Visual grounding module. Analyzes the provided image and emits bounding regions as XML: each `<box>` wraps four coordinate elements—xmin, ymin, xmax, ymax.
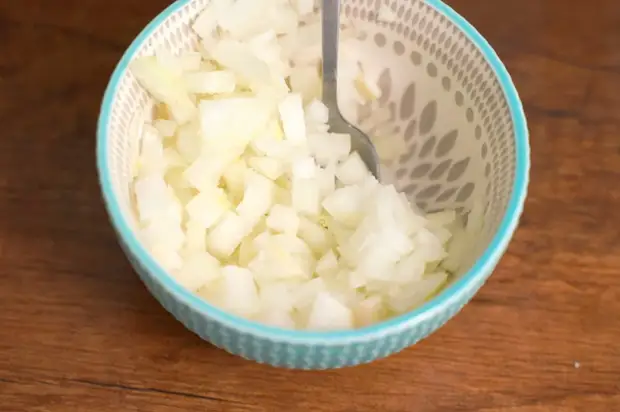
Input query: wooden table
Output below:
<box><xmin>2</xmin><ymin>0</ymin><xmax>619</xmax><ymax>410</ymax></box>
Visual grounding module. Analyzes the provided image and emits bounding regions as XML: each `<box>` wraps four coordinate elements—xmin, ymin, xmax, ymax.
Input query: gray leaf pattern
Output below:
<box><xmin>347</xmin><ymin>23</ymin><xmax>498</xmax><ymax>216</ymax></box>
<box><xmin>435</xmin><ymin>130</ymin><xmax>458</xmax><ymax>157</ymax></box>
<box><xmin>456</xmin><ymin>182</ymin><xmax>475</xmax><ymax>202</ymax></box>
<box><xmin>429</xmin><ymin>159</ymin><xmax>452</xmax><ymax>180</ymax></box>
<box><xmin>417</xmin><ymin>184</ymin><xmax>442</xmax><ymax>199</ymax></box>
<box><xmin>436</xmin><ymin>187</ymin><xmax>457</xmax><ymax>202</ymax></box>
<box><xmin>377</xmin><ymin>68</ymin><xmax>392</xmax><ymax>105</ymax></box>
<box><xmin>447</xmin><ymin>157</ymin><xmax>470</xmax><ymax>182</ymax></box>
<box><xmin>418</xmin><ymin>100</ymin><xmax>437</xmax><ymax>135</ymax></box>
<box><xmin>409</xmin><ymin>163</ymin><xmax>432</xmax><ymax>178</ymax></box>
<box><xmin>418</xmin><ymin>136</ymin><xmax>436</xmax><ymax>158</ymax></box>
<box><xmin>400</xmin><ymin>83</ymin><xmax>416</xmax><ymax>120</ymax></box>
<box><xmin>404</xmin><ymin>119</ymin><xmax>416</xmax><ymax>142</ymax></box>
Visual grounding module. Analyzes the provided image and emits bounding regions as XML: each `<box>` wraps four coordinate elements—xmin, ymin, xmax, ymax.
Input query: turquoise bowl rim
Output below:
<box><xmin>96</xmin><ymin>0</ymin><xmax>530</xmax><ymax>344</ymax></box>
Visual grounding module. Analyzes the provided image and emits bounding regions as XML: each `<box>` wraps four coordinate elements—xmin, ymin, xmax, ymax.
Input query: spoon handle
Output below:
<box><xmin>321</xmin><ymin>0</ymin><xmax>340</xmax><ymax>107</ymax></box>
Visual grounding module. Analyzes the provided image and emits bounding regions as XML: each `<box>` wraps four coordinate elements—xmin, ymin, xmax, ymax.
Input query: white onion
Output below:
<box><xmin>219</xmin><ymin>265</ymin><xmax>260</xmax><ymax>317</ymax></box>
<box><xmin>129</xmin><ymin>1</ymin><xmax>462</xmax><ymax>331</ymax></box>
<box><xmin>206</xmin><ymin>212</ymin><xmax>251</xmax><ymax>259</ymax></box>
<box><xmin>185</xmin><ymin>187</ymin><xmax>231</xmax><ymax>230</ymax></box>
<box><xmin>266</xmin><ymin>204</ymin><xmax>300</xmax><ymax>235</ymax></box>
<box><xmin>336</xmin><ymin>151</ymin><xmax>370</xmax><ymax>185</ymax></box>
<box><xmin>175</xmin><ymin>252</ymin><xmax>221</xmax><ymax>291</ymax></box>
<box><xmin>130</xmin><ymin>57</ymin><xmax>196</xmax><ymax>124</ymax></box>
<box><xmin>153</xmin><ymin>119</ymin><xmax>177</xmax><ymax>137</ymax></box>
<box><xmin>278</xmin><ymin>93</ymin><xmax>307</xmax><ymax>144</ymax></box>
<box><xmin>307</xmin><ymin>291</ymin><xmax>354</xmax><ymax>330</ymax></box>
<box><xmin>183</xmin><ymin>70</ymin><xmax>236</xmax><ymax>94</ymax></box>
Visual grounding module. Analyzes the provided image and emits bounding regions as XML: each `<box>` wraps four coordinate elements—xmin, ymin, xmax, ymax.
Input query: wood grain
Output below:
<box><xmin>1</xmin><ymin>0</ymin><xmax>619</xmax><ymax>410</ymax></box>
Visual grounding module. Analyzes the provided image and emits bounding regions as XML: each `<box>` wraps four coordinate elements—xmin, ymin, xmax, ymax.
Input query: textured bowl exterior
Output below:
<box><xmin>121</xmin><ymin>239</ymin><xmax>504</xmax><ymax>369</ymax></box>
<box><xmin>97</xmin><ymin>0</ymin><xmax>529</xmax><ymax>369</ymax></box>
<box><xmin>121</xmin><ymin>237</ymin><xmax>502</xmax><ymax>368</ymax></box>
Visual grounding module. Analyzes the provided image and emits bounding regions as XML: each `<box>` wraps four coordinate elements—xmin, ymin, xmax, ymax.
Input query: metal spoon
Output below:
<box><xmin>321</xmin><ymin>0</ymin><xmax>380</xmax><ymax>179</ymax></box>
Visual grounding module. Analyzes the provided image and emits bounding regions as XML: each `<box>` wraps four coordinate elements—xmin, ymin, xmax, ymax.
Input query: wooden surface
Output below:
<box><xmin>1</xmin><ymin>0</ymin><xmax>619</xmax><ymax>410</ymax></box>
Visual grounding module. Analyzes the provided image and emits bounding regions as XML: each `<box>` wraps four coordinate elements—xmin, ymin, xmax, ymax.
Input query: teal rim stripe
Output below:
<box><xmin>96</xmin><ymin>0</ymin><xmax>530</xmax><ymax>343</ymax></box>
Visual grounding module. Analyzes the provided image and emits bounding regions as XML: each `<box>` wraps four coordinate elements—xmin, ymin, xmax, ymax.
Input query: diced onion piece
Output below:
<box><xmin>388</xmin><ymin>272</ymin><xmax>448</xmax><ymax>313</ymax></box>
<box><xmin>394</xmin><ymin>251</ymin><xmax>426</xmax><ymax>284</ymax></box>
<box><xmin>163</xmin><ymin>149</ymin><xmax>184</xmax><ymax>169</ymax></box>
<box><xmin>259</xmin><ymin>282</ymin><xmax>295</xmax><ymax>312</ymax></box>
<box><xmin>237</xmin><ymin>170</ymin><xmax>276</xmax><ymax>223</ymax></box>
<box><xmin>291</xmin><ymin>0</ymin><xmax>315</xmax><ymax>17</ymax></box>
<box><xmin>155</xmin><ymin>48</ymin><xmax>184</xmax><ymax>76</ymax></box>
<box><xmin>259</xmin><ymin>309</ymin><xmax>296</xmax><ymax>329</ymax></box>
<box><xmin>150</xmin><ymin>245</ymin><xmax>184</xmax><ymax>271</ymax></box>
<box><xmin>308</xmin><ymin>132</ymin><xmax>351</xmax><ymax>166</ymax></box>
<box><xmin>354</xmin><ymin>296</ymin><xmax>383</xmax><ymax>327</ymax></box>
<box><xmin>307</xmin><ymin>292</ymin><xmax>353</xmax><ymax>330</ymax></box>
<box><xmin>199</xmin><ymin>97</ymin><xmax>272</xmax><ymax>154</ymax></box>
<box><xmin>219</xmin><ymin>266</ymin><xmax>260</xmax><ymax>317</ymax></box>
<box><xmin>292</xmin><ymin>177</ymin><xmax>321</xmax><ymax>216</ymax></box>
<box><xmin>222</xmin><ymin>158</ymin><xmax>248</xmax><ymax>202</ymax></box>
<box><xmin>210</xmin><ymin>39</ymin><xmax>277</xmax><ymax>92</ymax></box>
<box><xmin>175</xmin><ymin>120</ymin><xmax>201</xmax><ymax>164</ymax></box>
<box><xmin>138</xmin><ymin>125</ymin><xmax>166</xmax><ymax>175</ymax></box>
<box><xmin>322</xmin><ymin>186</ymin><xmax>364</xmax><ymax>227</ymax></box>
<box><xmin>179</xmin><ymin>51</ymin><xmax>202</xmax><ymax>71</ymax></box>
<box><xmin>249</xmin><ymin>235</ymin><xmax>314</xmax><ymax>280</ymax></box>
<box><xmin>315</xmin><ymin>249</ymin><xmax>339</xmax><ymax>277</ymax></box>
<box><xmin>291</xmin><ymin>156</ymin><xmax>317</xmax><ymax>180</ymax></box>
<box><xmin>217</xmin><ymin>0</ymin><xmax>268</xmax><ymax>39</ymax></box>
<box><xmin>191</xmin><ymin>0</ymin><xmax>233</xmax><ymax>39</ymax></box>
<box><xmin>316</xmin><ymin>164</ymin><xmax>336</xmax><ymax>198</ymax></box>
<box><xmin>174</xmin><ymin>252</ymin><xmax>221</xmax><ymax>291</ymax></box>
<box><xmin>293</xmin><ymin>277</ymin><xmax>326</xmax><ymax>310</ymax></box>
<box><xmin>336</xmin><ymin>151</ymin><xmax>369</xmax><ymax>185</ymax></box>
<box><xmin>183</xmin><ymin>155</ymin><xmax>229</xmax><ymax>191</ymax></box>
<box><xmin>348</xmin><ymin>270</ymin><xmax>367</xmax><ymax>289</ymax></box>
<box><xmin>266</xmin><ymin>204</ymin><xmax>300</xmax><ymax>235</ymax></box>
<box><xmin>130</xmin><ymin>56</ymin><xmax>196</xmax><ymax>124</ymax></box>
<box><xmin>153</xmin><ymin>119</ymin><xmax>177</xmax><ymax>137</ymax></box>
<box><xmin>206</xmin><ymin>212</ymin><xmax>251</xmax><ymax>259</ymax></box>
<box><xmin>248</xmin><ymin>30</ymin><xmax>290</xmax><ymax>79</ymax></box>
<box><xmin>185</xmin><ymin>220</ymin><xmax>207</xmax><ymax>255</ymax></box>
<box><xmin>251</xmin><ymin>136</ymin><xmax>294</xmax><ymax>159</ymax></box>
<box><xmin>298</xmin><ymin>217</ymin><xmax>331</xmax><ymax>255</ymax></box>
<box><xmin>134</xmin><ymin>174</ymin><xmax>182</xmax><ymax>224</ymax></box>
<box><xmin>248</xmin><ymin>156</ymin><xmax>284</xmax><ymax>180</ymax></box>
<box><xmin>141</xmin><ymin>219</ymin><xmax>185</xmax><ymax>254</ymax></box>
<box><xmin>184</xmin><ymin>70</ymin><xmax>236</xmax><ymax>94</ymax></box>
<box><xmin>186</xmin><ymin>187</ymin><xmax>231</xmax><ymax>230</ymax></box>
<box><xmin>305</xmin><ymin>99</ymin><xmax>329</xmax><ymax>127</ymax></box>
<box><xmin>289</xmin><ymin>66</ymin><xmax>321</xmax><ymax>103</ymax></box>
<box><xmin>278</xmin><ymin>93</ymin><xmax>306</xmax><ymax>144</ymax></box>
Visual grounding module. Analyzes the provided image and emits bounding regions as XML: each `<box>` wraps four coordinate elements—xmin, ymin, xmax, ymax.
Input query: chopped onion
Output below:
<box><xmin>336</xmin><ymin>151</ymin><xmax>370</xmax><ymax>185</ymax></box>
<box><xmin>183</xmin><ymin>70</ymin><xmax>236</xmax><ymax>94</ymax></box>
<box><xmin>219</xmin><ymin>265</ymin><xmax>260</xmax><ymax>316</ymax></box>
<box><xmin>174</xmin><ymin>252</ymin><xmax>221</xmax><ymax>291</ymax></box>
<box><xmin>206</xmin><ymin>212</ymin><xmax>252</xmax><ymax>259</ymax></box>
<box><xmin>278</xmin><ymin>93</ymin><xmax>307</xmax><ymax>144</ymax></box>
<box><xmin>129</xmin><ymin>1</ymin><xmax>462</xmax><ymax>331</ymax></box>
<box><xmin>307</xmin><ymin>291</ymin><xmax>354</xmax><ymax>330</ymax></box>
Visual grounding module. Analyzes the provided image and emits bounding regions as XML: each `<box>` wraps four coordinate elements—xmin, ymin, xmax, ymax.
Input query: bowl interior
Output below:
<box><xmin>99</xmin><ymin>0</ymin><xmax>527</xmax><ymax>325</ymax></box>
